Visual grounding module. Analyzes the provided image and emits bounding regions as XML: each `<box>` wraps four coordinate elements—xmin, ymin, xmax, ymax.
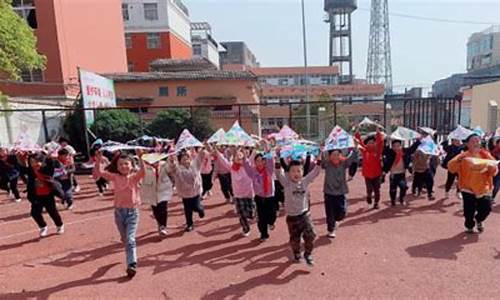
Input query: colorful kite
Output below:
<box><xmin>176</xmin><ymin>129</ymin><xmax>203</xmax><ymax>151</ymax></box>
<box><xmin>325</xmin><ymin>126</ymin><xmax>355</xmax><ymax>150</ymax></box>
<box><xmin>207</xmin><ymin>128</ymin><xmax>226</xmax><ymax>144</ymax></box>
<box><xmin>219</xmin><ymin>121</ymin><xmax>255</xmax><ymax>146</ymax></box>
<box><xmin>448</xmin><ymin>125</ymin><xmax>474</xmax><ymax>141</ymax></box>
<box><xmin>391</xmin><ymin>127</ymin><xmax>420</xmax><ymax>141</ymax></box>
<box><xmin>417</xmin><ymin>136</ymin><xmax>439</xmax><ymax>156</ymax></box>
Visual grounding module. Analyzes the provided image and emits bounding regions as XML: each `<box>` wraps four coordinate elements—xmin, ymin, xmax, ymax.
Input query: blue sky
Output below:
<box><xmin>186</xmin><ymin>0</ymin><xmax>500</xmax><ymax>91</ymax></box>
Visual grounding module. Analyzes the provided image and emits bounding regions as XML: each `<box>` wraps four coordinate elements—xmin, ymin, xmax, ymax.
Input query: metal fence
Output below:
<box><xmin>0</xmin><ymin>97</ymin><xmax>461</xmax><ymax>155</ymax></box>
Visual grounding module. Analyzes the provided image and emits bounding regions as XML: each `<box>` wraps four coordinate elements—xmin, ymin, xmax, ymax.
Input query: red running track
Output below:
<box><xmin>1</xmin><ymin>170</ymin><xmax>500</xmax><ymax>299</ymax></box>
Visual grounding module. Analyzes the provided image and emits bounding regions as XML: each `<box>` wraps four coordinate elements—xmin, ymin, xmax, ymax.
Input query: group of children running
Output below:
<box><xmin>1</xmin><ymin>128</ymin><xmax>498</xmax><ymax>278</ymax></box>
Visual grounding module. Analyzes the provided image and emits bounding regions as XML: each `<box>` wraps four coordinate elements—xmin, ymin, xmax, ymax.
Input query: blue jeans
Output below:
<box><xmin>114</xmin><ymin>208</ymin><xmax>139</xmax><ymax>266</ymax></box>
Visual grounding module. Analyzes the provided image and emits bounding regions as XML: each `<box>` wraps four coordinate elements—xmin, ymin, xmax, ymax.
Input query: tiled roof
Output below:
<box><xmin>251</xmin><ymin>66</ymin><xmax>339</xmax><ymax>76</ymax></box>
<box><xmin>260</xmin><ymin>84</ymin><xmax>385</xmax><ymax>97</ymax></box>
<box><xmin>106</xmin><ymin>70</ymin><xmax>257</xmax><ymax>82</ymax></box>
<box><xmin>338</xmin><ymin>103</ymin><xmax>385</xmax><ymax>116</ymax></box>
<box><xmin>150</xmin><ymin>57</ymin><xmax>217</xmax><ymax>72</ymax></box>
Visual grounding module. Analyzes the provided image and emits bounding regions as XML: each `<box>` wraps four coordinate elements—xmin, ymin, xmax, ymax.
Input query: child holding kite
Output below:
<box><xmin>244</xmin><ymin>140</ymin><xmax>276</xmax><ymax>241</ymax></box>
<box><xmin>275</xmin><ymin>158</ymin><xmax>321</xmax><ymax>266</ymax></box>
<box><xmin>355</xmin><ymin>128</ymin><xmax>384</xmax><ymax>209</ymax></box>
<box><xmin>169</xmin><ymin>148</ymin><xmax>207</xmax><ymax>232</ymax></box>
<box><xmin>141</xmin><ymin>154</ymin><xmax>174</xmax><ymax>237</ymax></box>
<box><xmin>212</xmin><ymin>146</ymin><xmax>255</xmax><ymax>236</ymax></box>
<box><xmin>94</xmin><ymin>150</ymin><xmax>145</xmax><ymax>278</ymax></box>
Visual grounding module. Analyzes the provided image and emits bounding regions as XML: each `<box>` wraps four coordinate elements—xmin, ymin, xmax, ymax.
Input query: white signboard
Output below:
<box><xmin>79</xmin><ymin>68</ymin><xmax>116</xmax><ymax>126</ymax></box>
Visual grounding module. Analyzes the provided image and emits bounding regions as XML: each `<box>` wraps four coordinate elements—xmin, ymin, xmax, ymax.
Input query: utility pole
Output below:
<box><xmin>301</xmin><ymin>0</ymin><xmax>310</xmax><ymax>137</ymax></box>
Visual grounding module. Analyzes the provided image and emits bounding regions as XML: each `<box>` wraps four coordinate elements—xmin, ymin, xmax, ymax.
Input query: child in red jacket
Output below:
<box><xmin>355</xmin><ymin>128</ymin><xmax>384</xmax><ymax>209</ymax></box>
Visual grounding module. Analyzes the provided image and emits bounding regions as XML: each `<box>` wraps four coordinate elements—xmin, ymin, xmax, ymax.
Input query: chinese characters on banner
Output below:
<box><xmin>79</xmin><ymin>68</ymin><xmax>116</xmax><ymax>127</ymax></box>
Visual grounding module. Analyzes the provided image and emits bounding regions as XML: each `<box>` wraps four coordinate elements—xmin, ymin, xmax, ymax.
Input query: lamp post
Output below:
<box><xmin>301</xmin><ymin>0</ymin><xmax>310</xmax><ymax>137</ymax></box>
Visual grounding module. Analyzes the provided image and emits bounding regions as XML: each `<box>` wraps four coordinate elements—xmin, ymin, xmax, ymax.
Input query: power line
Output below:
<box><xmin>358</xmin><ymin>7</ymin><xmax>500</xmax><ymax>25</ymax></box>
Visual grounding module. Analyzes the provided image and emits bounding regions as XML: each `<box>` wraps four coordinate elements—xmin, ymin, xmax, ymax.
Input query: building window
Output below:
<box><xmin>125</xmin><ymin>33</ymin><xmax>132</xmax><ymax>49</ymax></box>
<box><xmin>278</xmin><ymin>78</ymin><xmax>289</xmax><ymax>86</ymax></box>
<box><xmin>159</xmin><ymin>87</ymin><xmax>169</xmax><ymax>96</ymax></box>
<box><xmin>12</xmin><ymin>0</ymin><xmax>37</xmax><ymax>29</ymax></box>
<box><xmin>193</xmin><ymin>44</ymin><xmax>202</xmax><ymax>55</ymax></box>
<box><xmin>144</xmin><ymin>3</ymin><xmax>159</xmax><ymax>21</ymax></box>
<box><xmin>147</xmin><ymin>33</ymin><xmax>160</xmax><ymax>49</ymax></box>
<box><xmin>128</xmin><ymin>62</ymin><xmax>134</xmax><ymax>72</ymax></box>
<box><xmin>213</xmin><ymin>105</ymin><xmax>232</xmax><ymax>111</ymax></box>
<box><xmin>20</xmin><ymin>69</ymin><xmax>43</xmax><ymax>82</ymax></box>
<box><xmin>176</xmin><ymin>86</ymin><xmax>187</xmax><ymax>96</ymax></box>
<box><xmin>122</xmin><ymin>3</ymin><xmax>129</xmax><ymax>21</ymax></box>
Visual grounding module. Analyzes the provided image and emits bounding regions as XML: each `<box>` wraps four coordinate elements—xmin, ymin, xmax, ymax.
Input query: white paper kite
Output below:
<box><xmin>448</xmin><ymin>125</ymin><xmax>474</xmax><ymax>141</ymax></box>
<box><xmin>391</xmin><ymin>127</ymin><xmax>420</xmax><ymax>141</ymax></box>
<box><xmin>175</xmin><ymin>129</ymin><xmax>203</xmax><ymax>151</ymax></box>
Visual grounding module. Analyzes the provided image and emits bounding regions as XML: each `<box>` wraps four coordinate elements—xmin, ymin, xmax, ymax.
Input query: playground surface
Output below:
<box><xmin>1</xmin><ymin>170</ymin><xmax>500</xmax><ymax>299</ymax></box>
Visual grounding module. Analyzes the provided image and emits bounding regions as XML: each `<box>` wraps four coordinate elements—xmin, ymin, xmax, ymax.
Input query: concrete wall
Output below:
<box><xmin>127</xmin><ymin>32</ymin><xmax>192</xmax><ymax>71</ymax></box>
<box><xmin>471</xmin><ymin>80</ymin><xmax>500</xmax><ymax>131</ymax></box>
<box><xmin>114</xmin><ymin>79</ymin><xmax>259</xmax><ymax>106</ymax></box>
<box><xmin>123</xmin><ymin>0</ymin><xmax>191</xmax><ymax>45</ymax></box>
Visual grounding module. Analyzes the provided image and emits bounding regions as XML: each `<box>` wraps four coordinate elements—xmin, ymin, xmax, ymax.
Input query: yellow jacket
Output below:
<box><xmin>448</xmin><ymin>150</ymin><xmax>498</xmax><ymax>197</ymax></box>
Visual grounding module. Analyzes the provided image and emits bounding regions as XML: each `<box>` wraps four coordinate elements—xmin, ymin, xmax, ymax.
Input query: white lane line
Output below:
<box><xmin>0</xmin><ymin>213</ymin><xmax>113</xmax><ymax>242</ymax></box>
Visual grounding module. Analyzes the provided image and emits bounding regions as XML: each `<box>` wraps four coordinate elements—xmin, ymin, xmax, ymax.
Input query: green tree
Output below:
<box><xmin>0</xmin><ymin>0</ymin><xmax>46</xmax><ymax>80</ymax></box>
<box><xmin>147</xmin><ymin>108</ymin><xmax>214</xmax><ymax>140</ymax></box>
<box><xmin>90</xmin><ymin>110</ymin><xmax>141</xmax><ymax>143</ymax></box>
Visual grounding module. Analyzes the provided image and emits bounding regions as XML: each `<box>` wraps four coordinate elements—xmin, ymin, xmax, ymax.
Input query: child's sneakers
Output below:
<box><xmin>465</xmin><ymin>227</ymin><xmax>475</xmax><ymax>234</ymax></box>
<box><xmin>304</xmin><ymin>255</ymin><xmax>315</xmax><ymax>267</ymax></box>
<box><xmin>477</xmin><ymin>222</ymin><xmax>484</xmax><ymax>233</ymax></box>
<box><xmin>457</xmin><ymin>192</ymin><xmax>463</xmax><ymax>200</ymax></box>
<box><xmin>269</xmin><ymin>224</ymin><xmax>275</xmax><ymax>231</ymax></box>
<box><xmin>74</xmin><ymin>185</ymin><xmax>81</xmax><ymax>193</ymax></box>
<box><xmin>57</xmin><ymin>225</ymin><xmax>65</xmax><ymax>235</ymax></box>
<box><xmin>159</xmin><ymin>226</ymin><xmax>168</xmax><ymax>237</ymax></box>
<box><xmin>66</xmin><ymin>203</ymin><xmax>74</xmax><ymax>211</ymax></box>
<box><xmin>327</xmin><ymin>229</ymin><xmax>336</xmax><ymax>239</ymax></box>
<box><xmin>185</xmin><ymin>225</ymin><xmax>194</xmax><ymax>232</ymax></box>
<box><xmin>126</xmin><ymin>263</ymin><xmax>137</xmax><ymax>279</ymax></box>
<box><xmin>293</xmin><ymin>253</ymin><xmax>302</xmax><ymax>263</ymax></box>
<box><xmin>198</xmin><ymin>210</ymin><xmax>205</xmax><ymax>219</ymax></box>
<box><xmin>14</xmin><ymin>198</ymin><xmax>21</xmax><ymax>203</ymax></box>
<box><xmin>39</xmin><ymin>226</ymin><xmax>48</xmax><ymax>238</ymax></box>
<box><xmin>243</xmin><ymin>230</ymin><xmax>251</xmax><ymax>237</ymax></box>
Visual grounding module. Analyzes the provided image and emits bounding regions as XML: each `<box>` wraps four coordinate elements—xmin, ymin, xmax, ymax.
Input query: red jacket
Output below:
<box><xmin>356</xmin><ymin>131</ymin><xmax>384</xmax><ymax>179</ymax></box>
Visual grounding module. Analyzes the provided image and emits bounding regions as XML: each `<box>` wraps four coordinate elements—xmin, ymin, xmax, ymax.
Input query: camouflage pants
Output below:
<box><xmin>286</xmin><ymin>212</ymin><xmax>316</xmax><ymax>256</ymax></box>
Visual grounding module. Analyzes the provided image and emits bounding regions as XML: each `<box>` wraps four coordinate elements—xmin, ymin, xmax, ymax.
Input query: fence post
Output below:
<box><xmin>41</xmin><ymin>110</ymin><xmax>50</xmax><ymax>143</ymax></box>
<box><xmin>457</xmin><ymin>97</ymin><xmax>462</xmax><ymax>125</ymax></box>
<box><xmin>138</xmin><ymin>106</ymin><xmax>145</xmax><ymax>135</ymax></box>
<box><xmin>288</xmin><ymin>103</ymin><xmax>292</xmax><ymax>128</ymax></box>
<box><xmin>383</xmin><ymin>98</ymin><xmax>387</xmax><ymax>129</ymax></box>
<box><xmin>333</xmin><ymin>101</ymin><xmax>337</xmax><ymax>126</ymax></box>
<box><xmin>238</xmin><ymin>105</ymin><xmax>242</xmax><ymax>125</ymax></box>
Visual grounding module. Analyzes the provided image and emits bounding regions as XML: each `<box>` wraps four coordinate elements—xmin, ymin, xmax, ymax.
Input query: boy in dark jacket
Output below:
<box><xmin>22</xmin><ymin>152</ymin><xmax>65</xmax><ymax>237</ymax></box>
<box><xmin>383</xmin><ymin>140</ymin><xmax>411</xmax><ymax>206</ymax></box>
<box><xmin>0</xmin><ymin>147</ymin><xmax>21</xmax><ymax>202</ymax></box>
<box><xmin>441</xmin><ymin>139</ymin><xmax>464</xmax><ymax>199</ymax></box>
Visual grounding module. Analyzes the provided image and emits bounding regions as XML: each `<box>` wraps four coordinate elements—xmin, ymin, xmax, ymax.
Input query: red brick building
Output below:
<box><xmin>0</xmin><ymin>0</ymin><xmax>128</xmax><ymax>97</ymax></box>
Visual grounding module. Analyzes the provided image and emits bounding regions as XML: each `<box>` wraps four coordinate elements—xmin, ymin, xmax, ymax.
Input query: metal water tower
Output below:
<box><xmin>324</xmin><ymin>0</ymin><xmax>357</xmax><ymax>84</ymax></box>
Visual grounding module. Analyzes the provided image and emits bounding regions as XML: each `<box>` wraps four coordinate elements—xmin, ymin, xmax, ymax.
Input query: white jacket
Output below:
<box><xmin>141</xmin><ymin>162</ymin><xmax>173</xmax><ymax>205</ymax></box>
